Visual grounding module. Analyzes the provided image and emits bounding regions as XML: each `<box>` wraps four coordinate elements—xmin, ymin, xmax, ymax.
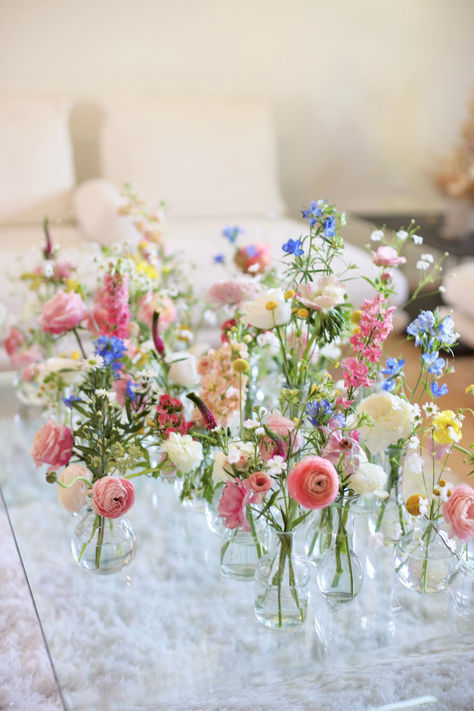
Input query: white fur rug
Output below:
<box><xmin>1</xmin><ymin>417</ymin><xmax>473</xmax><ymax>711</ymax></box>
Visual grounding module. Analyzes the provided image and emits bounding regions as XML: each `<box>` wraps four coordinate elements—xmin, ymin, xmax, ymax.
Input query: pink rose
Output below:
<box><xmin>4</xmin><ymin>327</ymin><xmax>24</xmax><ymax>355</ymax></box>
<box><xmin>443</xmin><ymin>484</ymin><xmax>474</xmax><ymax>542</ymax></box>
<box><xmin>30</xmin><ymin>419</ymin><xmax>74</xmax><ymax>469</ymax></box>
<box><xmin>248</xmin><ymin>471</ymin><xmax>274</xmax><ymax>493</ymax></box>
<box><xmin>288</xmin><ymin>456</ymin><xmax>340</xmax><ymax>509</ymax></box>
<box><xmin>371</xmin><ymin>246</ymin><xmax>406</xmax><ymax>267</ymax></box>
<box><xmin>217</xmin><ymin>478</ymin><xmax>262</xmax><ymax>531</ymax></box>
<box><xmin>208</xmin><ymin>279</ymin><xmax>259</xmax><ymax>307</ymax></box>
<box><xmin>92</xmin><ymin>477</ymin><xmax>135</xmax><ymax>519</ymax></box>
<box><xmin>297</xmin><ymin>276</ymin><xmax>346</xmax><ymax>311</ymax></box>
<box><xmin>234</xmin><ymin>244</ymin><xmax>271</xmax><ymax>275</ymax></box>
<box><xmin>10</xmin><ymin>344</ymin><xmax>43</xmax><ymax>370</ymax></box>
<box><xmin>38</xmin><ymin>290</ymin><xmax>88</xmax><ymax>335</ymax></box>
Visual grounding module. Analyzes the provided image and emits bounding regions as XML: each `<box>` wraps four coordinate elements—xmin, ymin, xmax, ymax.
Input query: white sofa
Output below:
<box><xmin>0</xmin><ymin>95</ymin><xmax>409</xmax><ymax>368</ymax></box>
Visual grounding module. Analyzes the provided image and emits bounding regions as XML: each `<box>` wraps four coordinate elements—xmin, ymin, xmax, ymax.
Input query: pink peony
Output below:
<box><xmin>92</xmin><ymin>476</ymin><xmax>135</xmax><ymax>519</ymax></box>
<box><xmin>288</xmin><ymin>456</ymin><xmax>340</xmax><ymax>509</ymax></box>
<box><xmin>38</xmin><ymin>291</ymin><xmax>88</xmax><ymax>335</ymax></box>
<box><xmin>248</xmin><ymin>471</ymin><xmax>274</xmax><ymax>494</ymax></box>
<box><xmin>217</xmin><ymin>478</ymin><xmax>262</xmax><ymax>531</ymax></box>
<box><xmin>443</xmin><ymin>484</ymin><xmax>474</xmax><ymax>542</ymax></box>
<box><xmin>4</xmin><ymin>327</ymin><xmax>24</xmax><ymax>355</ymax></box>
<box><xmin>208</xmin><ymin>279</ymin><xmax>258</xmax><ymax>307</ymax></box>
<box><xmin>371</xmin><ymin>246</ymin><xmax>406</xmax><ymax>268</ymax></box>
<box><xmin>30</xmin><ymin>419</ymin><xmax>74</xmax><ymax>469</ymax></box>
<box><xmin>297</xmin><ymin>276</ymin><xmax>346</xmax><ymax>311</ymax></box>
<box><xmin>10</xmin><ymin>344</ymin><xmax>43</xmax><ymax>370</ymax></box>
<box><xmin>234</xmin><ymin>244</ymin><xmax>271</xmax><ymax>275</ymax></box>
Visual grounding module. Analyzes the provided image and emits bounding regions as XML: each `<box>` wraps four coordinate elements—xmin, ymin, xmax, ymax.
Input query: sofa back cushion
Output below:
<box><xmin>0</xmin><ymin>96</ymin><xmax>74</xmax><ymax>223</ymax></box>
<box><xmin>100</xmin><ymin>96</ymin><xmax>286</xmax><ymax>218</ymax></box>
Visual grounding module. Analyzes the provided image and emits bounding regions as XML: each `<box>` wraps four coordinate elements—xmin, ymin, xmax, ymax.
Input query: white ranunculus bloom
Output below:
<box><xmin>167</xmin><ymin>352</ymin><xmax>199</xmax><ymax>388</ymax></box>
<box><xmin>57</xmin><ymin>464</ymin><xmax>92</xmax><ymax>512</ymax></box>
<box><xmin>356</xmin><ymin>391</ymin><xmax>416</xmax><ymax>454</ymax></box>
<box><xmin>350</xmin><ymin>462</ymin><xmax>387</xmax><ymax>498</ymax></box>
<box><xmin>162</xmin><ymin>432</ymin><xmax>203</xmax><ymax>473</ymax></box>
<box><xmin>241</xmin><ymin>288</ymin><xmax>291</xmax><ymax>330</ymax></box>
<box><xmin>39</xmin><ymin>357</ymin><xmax>83</xmax><ymax>385</ymax></box>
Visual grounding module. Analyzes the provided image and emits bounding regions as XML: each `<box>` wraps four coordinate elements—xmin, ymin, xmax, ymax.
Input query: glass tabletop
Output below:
<box><xmin>1</xmin><ymin>407</ymin><xmax>473</xmax><ymax>711</ymax></box>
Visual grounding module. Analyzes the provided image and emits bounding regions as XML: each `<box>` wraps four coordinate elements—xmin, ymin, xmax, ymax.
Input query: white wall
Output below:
<box><xmin>0</xmin><ymin>0</ymin><xmax>473</xmax><ymax>215</ymax></box>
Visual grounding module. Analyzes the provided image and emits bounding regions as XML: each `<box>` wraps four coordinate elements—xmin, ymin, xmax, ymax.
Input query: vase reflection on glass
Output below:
<box><xmin>395</xmin><ymin>519</ymin><xmax>460</xmax><ymax>594</ymax></box>
<box><xmin>452</xmin><ymin>541</ymin><xmax>474</xmax><ymax>619</ymax></box>
<box><xmin>314</xmin><ymin>496</ymin><xmax>364</xmax><ymax>604</ymax></box>
<box><xmin>71</xmin><ymin>505</ymin><xmax>136</xmax><ymax>574</ymax></box>
<box><xmin>255</xmin><ymin>530</ymin><xmax>309</xmax><ymax>629</ymax></box>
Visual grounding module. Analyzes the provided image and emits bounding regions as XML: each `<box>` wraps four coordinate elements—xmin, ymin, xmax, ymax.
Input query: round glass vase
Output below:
<box><xmin>395</xmin><ymin>519</ymin><xmax>461</xmax><ymax>594</ymax></box>
<box><xmin>71</xmin><ymin>506</ymin><xmax>136</xmax><ymax>575</ymax></box>
<box><xmin>255</xmin><ymin>530</ymin><xmax>309</xmax><ymax>630</ymax></box>
<box><xmin>314</xmin><ymin>496</ymin><xmax>364</xmax><ymax>604</ymax></box>
<box><xmin>220</xmin><ymin>516</ymin><xmax>268</xmax><ymax>581</ymax></box>
<box><xmin>368</xmin><ymin>445</ymin><xmax>409</xmax><ymax>545</ymax></box>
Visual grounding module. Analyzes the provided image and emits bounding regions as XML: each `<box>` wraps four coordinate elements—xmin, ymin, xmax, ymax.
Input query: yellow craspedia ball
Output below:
<box><xmin>406</xmin><ymin>494</ymin><xmax>423</xmax><ymax>516</ymax></box>
<box><xmin>233</xmin><ymin>358</ymin><xmax>249</xmax><ymax>373</ymax></box>
<box><xmin>297</xmin><ymin>308</ymin><xmax>309</xmax><ymax>319</ymax></box>
<box><xmin>432</xmin><ymin>409</ymin><xmax>462</xmax><ymax>445</ymax></box>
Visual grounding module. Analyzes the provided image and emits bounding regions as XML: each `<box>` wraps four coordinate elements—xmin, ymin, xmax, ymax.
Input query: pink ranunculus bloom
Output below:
<box><xmin>30</xmin><ymin>419</ymin><xmax>74</xmax><ymax>469</ymax></box>
<box><xmin>52</xmin><ymin>260</ymin><xmax>74</xmax><ymax>281</ymax></box>
<box><xmin>10</xmin><ymin>344</ymin><xmax>43</xmax><ymax>370</ymax></box>
<box><xmin>137</xmin><ymin>293</ymin><xmax>177</xmax><ymax>330</ymax></box>
<box><xmin>92</xmin><ymin>476</ymin><xmax>135</xmax><ymax>519</ymax></box>
<box><xmin>217</xmin><ymin>478</ymin><xmax>262</xmax><ymax>531</ymax></box>
<box><xmin>4</xmin><ymin>327</ymin><xmax>24</xmax><ymax>355</ymax></box>
<box><xmin>261</xmin><ymin>413</ymin><xmax>304</xmax><ymax>460</ymax></box>
<box><xmin>288</xmin><ymin>456</ymin><xmax>340</xmax><ymax>510</ymax></box>
<box><xmin>297</xmin><ymin>276</ymin><xmax>346</xmax><ymax>311</ymax></box>
<box><xmin>208</xmin><ymin>279</ymin><xmax>258</xmax><ymax>307</ymax></box>
<box><xmin>321</xmin><ymin>428</ymin><xmax>361</xmax><ymax>475</ymax></box>
<box><xmin>443</xmin><ymin>484</ymin><xmax>474</xmax><ymax>542</ymax></box>
<box><xmin>38</xmin><ymin>290</ymin><xmax>88</xmax><ymax>335</ymax></box>
<box><xmin>248</xmin><ymin>471</ymin><xmax>274</xmax><ymax>494</ymax></box>
<box><xmin>371</xmin><ymin>246</ymin><xmax>406</xmax><ymax>268</ymax></box>
<box><xmin>234</xmin><ymin>244</ymin><xmax>271</xmax><ymax>275</ymax></box>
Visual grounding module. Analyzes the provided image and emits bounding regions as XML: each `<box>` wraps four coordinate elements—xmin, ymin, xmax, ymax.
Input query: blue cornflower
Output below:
<box><xmin>213</xmin><ymin>254</ymin><xmax>225</xmax><ymax>264</ymax></box>
<box><xmin>422</xmin><ymin>351</ymin><xmax>445</xmax><ymax>376</ymax></box>
<box><xmin>245</xmin><ymin>245</ymin><xmax>258</xmax><ymax>257</ymax></box>
<box><xmin>324</xmin><ymin>216</ymin><xmax>336</xmax><ymax>238</ymax></box>
<box><xmin>126</xmin><ymin>381</ymin><xmax>138</xmax><ymax>402</ymax></box>
<box><xmin>381</xmin><ymin>357</ymin><xmax>405</xmax><ymax>378</ymax></box>
<box><xmin>306</xmin><ymin>399</ymin><xmax>333</xmax><ymax>427</ymax></box>
<box><xmin>431</xmin><ymin>382</ymin><xmax>448</xmax><ymax>398</ymax></box>
<box><xmin>282</xmin><ymin>238</ymin><xmax>304</xmax><ymax>257</ymax></box>
<box><xmin>62</xmin><ymin>395</ymin><xmax>82</xmax><ymax>408</ymax></box>
<box><xmin>437</xmin><ymin>315</ymin><xmax>458</xmax><ymax>347</ymax></box>
<box><xmin>406</xmin><ymin>310</ymin><xmax>436</xmax><ymax>347</ymax></box>
<box><xmin>382</xmin><ymin>379</ymin><xmax>395</xmax><ymax>392</ymax></box>
<box><xmin>222</xmin><ymin>225</ymin><xmax>243</xmax><ymax>243</ymax></box>
<box><xmin>301</xmin><ymin>200</ymin><xmax>326</xmax><ymax>226</ymax></box>
<box><xmin>94</xmin><ymin>336</ymin><xmax>126</xmax><ymax>372</ymax></box>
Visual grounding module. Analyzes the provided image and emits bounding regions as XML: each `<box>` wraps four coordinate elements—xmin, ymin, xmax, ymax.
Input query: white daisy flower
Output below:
<box><xmin>422</xmin><ymin>402</ymin><xmax>439</xmax><ymax>417</ymax></box>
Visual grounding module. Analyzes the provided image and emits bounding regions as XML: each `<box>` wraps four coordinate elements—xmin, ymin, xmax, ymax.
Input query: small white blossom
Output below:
<box><xmin>408</xmin><ymin>434</ymin><xmax>420</xmax><ymax>449</ymax></box>
<box><xmin>419</xmin><ymin>496</ymin><xmax>429</xmax><ymax>516</ymax></box>
<box><xmin>203</xmin><ymin>309</ymin><xmax>217</xmax><ymax>326</ymax></box>
<box><xmin>412</xmin><ymin>234</ymin><xmax>423</xmax><ymax>245</ymax></box>
<box><xmin>43</xmin><ymin>262</ymin><xmax>54</xmax><ymax>277</ymax></box>
<box><xmin>227</xmin><ymin>444</ymin><xmax>242</xmax><ymax>464</ymax></box>
<box><xmin>438</xmin><ymin>285</ymin><xmax>446</xmax><ymax>294</ymax></box>
<box><xmin>396</xmin><ymin>229</ymin><xmax>409</xmax><ymax>241</ymax></box>
<box><xmin>421</xmin><ymin>253</ymin><xmax>434</xmax><ymax>263</ymax></box>
<box><xmin>267</xmin><ymin>455</ymin><xmax>287</xmax><ymax>476</ymax></box>
<box><xmin>370</xmin><ymin>229</ymin><xmax>384</xmax><ymax>242</ymax></box>
<box><xmin>83</xmin><ymin>355</ymin><xmax>104</xmax><ymax>371</ymax></box>
<box><xmin>243</xmin><ymin>418</ymin><xmax>259</xmax><ymax>430</ymax></box>
<box><xmin>416</xmin><ymin>260</ymin><xmax>430</xmax><ymax>271</ymax></box>
<box><xmin>94</xmin><ymin>389</ymin><xmax>116</xmax><ymax>402</ymax></box>
<box><xmin>435</xmin><ymin>480</ymin><xmax>453</xmax><ymax>503</ymax></box>
<box><xmin>423</xmin><ymin>402</ymin><xmax>439</xmax><ymax>417</ymax></box>
<box><xmin>256</xmin><ymin>331</ymin><xmax>280</xmax><ymax>352</ymax></box>
<box><xmin>255</xmin><ymin>426</ymin><xmax>265</xmax><ymax>436</ymax></box>
<box><xmin>226</xmin><ymin>386</ymin><xmax>239</xmax><ymax>398</ymax></box>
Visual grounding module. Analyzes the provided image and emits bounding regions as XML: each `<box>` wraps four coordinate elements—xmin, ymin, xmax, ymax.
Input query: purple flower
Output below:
<box><xmin>213</xmin><ymin>254</ymin><xmax>225</xmax><ymax>264</ymax></box>
<box><xmin>431</xmin><ymin>382</ymin><xmax>448</xmax><ymax>398</ymax></box>
<box><xmin>306</xmin><ymin>399</ymin><xmax>333</xmax><ymax>427</ymax></box>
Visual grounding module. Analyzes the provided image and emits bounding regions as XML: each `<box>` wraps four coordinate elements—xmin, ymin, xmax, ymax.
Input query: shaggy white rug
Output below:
<box><xmin>1</xmin><ymin>418</ymin><xmax>473</xmax><ymax>711</ymax></box>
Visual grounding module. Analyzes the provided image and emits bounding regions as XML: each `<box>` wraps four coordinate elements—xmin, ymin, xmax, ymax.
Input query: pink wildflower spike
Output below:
<box><xmin>186</xmin><ymin>392</ymin><xmax>217</xmax><ymax>430</ymax></box>
<box><xmin>43</xmin><ymin>217</ymin><xmax>53</xmax><ymax>259</ymax></box>
<box><xmin>152</xmin><ymin>311</ymin><xmax>165</xmax><ymax>355</ymax></box>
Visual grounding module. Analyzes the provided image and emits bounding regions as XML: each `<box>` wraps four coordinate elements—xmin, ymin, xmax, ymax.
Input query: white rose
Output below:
<box><xmin>350</xmin><ymin>462</ymin><xmax>387</xmax><ymax>498</ymax></box>
<box><xmin>356</xmin><ymin>391</ymin><xmax>415</xmax><ymax>454</ymax></box>
<box><xmin>241</xmin><ymin>288</ymin><xmax>291</xmax><ymax>330</ymax></box>
<box><xmin>57</xmin><ymin>464</ymin><xmax>92</xmax><ymax>512</ymax></box>
<box><xmin>167</xmin><ymin>352</ymin><xmax>199</xmax><ymax>388</ymax></box>
<box><xmin>162</xmin><ymin>432</ymin><xmax>203</xmax><ymax>473</ymax></box>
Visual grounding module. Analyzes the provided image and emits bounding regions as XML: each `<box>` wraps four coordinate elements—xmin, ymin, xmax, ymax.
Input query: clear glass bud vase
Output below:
<box><xmin>369</xmin><ymin>445</ymin><xmax>409</xmax><ymax>545</ymax></box>
<box><xmin>315</xmin><ymin>498</ymin><xmax>364</xmax><ymax>604</ymax></box>
<box><xmin>220</xmin><ymin>521</ymin><xmax>268</xmax><ymax>581</ymax></box>
<box><xmin>255</xmin><ymin>530</ymin><xmax>309</xmax><ymax>630</ymax></box>
<box><xmin>71</xmin><ymin>506</ymin><xmax>136</xmax><ymax>575</ymax></box>
<box><xmin>395</xmin><ymin>519</ymin><xmax>461</xmax><ymax>594</ymax></box>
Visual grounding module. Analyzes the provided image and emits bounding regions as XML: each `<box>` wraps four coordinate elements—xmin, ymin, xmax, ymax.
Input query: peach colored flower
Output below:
<box><xmin>57</xmin><ymin>464</ymin><xmax>92</xmax><ymax>512</ymax></box>
<box><xmin>288</xmin><ymin>456</ymin><xmax>339</xmax><ymax>509</ymax></box>
<box><xmin>38</xmin><ymin>291</ymin><xmax>87</xmax><ymax>335</ymax></box>
<box><xmin>248</xmin><ymin>471</ymin><xmax>274</xmax><ymax>493</ymax></box>
<box><xmin>297</xmin><ymin>276</ymin><xmax>346</xmax><ymax>311</ymax></box>
<box><xmin>443</xmin><ymin>484</ymin><xmax>474</xmax><ymax>542</ymax></box>
<box><xmin>371</xmin><ymin>246</ymin><xmax>406</xmax><ymax>267</ymax></box>
<box><xmin>197</xmin><ymin>355</ymin><xmax>213</xmax><ymax>375</ymax></box>
<box><xmin>30</xmin><ymin>419</ymin><xmax>73</xmax><ymax>469</ymax></box>
<box><xmin>92</xmin><ymin>477</ymin><xmax>135</xmax><ymax>519</ymax></box>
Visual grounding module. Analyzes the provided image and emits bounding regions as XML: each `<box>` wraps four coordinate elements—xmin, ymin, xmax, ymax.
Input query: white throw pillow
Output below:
<box><xmin>73</xmin><ymin>179</ymin><xmax>140</xmax><ymax>245</ymax></box>
<box><xmin>99</xmin><ymin>96</ymin><xmax>286</xmax><ymax>218</ymax></box>
<box><xmin>0</xmin><ymin>95</ymin><xmax>75</xmax><ymax>223</ymax></box>
<box><xmin>442</xmin><ymin>261</ymin><xmax>474</xmax><ymax>320</ymax></box>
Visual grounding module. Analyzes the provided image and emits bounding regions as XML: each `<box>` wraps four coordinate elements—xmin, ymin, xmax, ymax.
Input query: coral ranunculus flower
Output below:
<box><xmin>92</xmin><ymin>477</ymin><xmax>135</xmax><ymax>519</ymax></box>
<box><xmin>288</xmin><ymin>456</ymin><xmax>339</xmax><ymax>509</ymax></box>
<box><xmin>30</xmin><ymin>419</ymin><xmax>74</xmax><ymax>469</ymax></box>
<box><xmin>38</xmin><ymin>290</ymin><xmax>88</xmax><ymax>335</ymax></box>
<box><xmin>443</xmin><ymin>484</ymin><xmax>474</xmax><ymax>542</ymax></box>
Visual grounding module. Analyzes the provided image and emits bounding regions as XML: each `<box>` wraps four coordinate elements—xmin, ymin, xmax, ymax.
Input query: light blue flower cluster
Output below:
<box><xmin>94</xmin><ymin>336</ymin><xmax>126</xmax><ymax>373</ymax></box>
<box><xmin>282</xmin><ymin>238</ymin><xmax>304</xmax><ymax>257</ymax></box>
<box><xmin>301</xmin><ymin>200</ymin><xmax>328</xmax><ymax>227</ymax></box>
<box><xmin>381</xmin><ymin>357</ymin><xmax>405</xmax><ymax>391</ymax></box>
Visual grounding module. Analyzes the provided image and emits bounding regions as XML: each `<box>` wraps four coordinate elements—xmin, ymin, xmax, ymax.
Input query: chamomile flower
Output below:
<box><xmin>422</xmin><ymin>402</ymin><xmax>439</xmax><ymax>417</ymax></box>
<box><xmin>267</xmin><ymin>455</ymin><xmax>287</xmax><ymax>476</ymax></box>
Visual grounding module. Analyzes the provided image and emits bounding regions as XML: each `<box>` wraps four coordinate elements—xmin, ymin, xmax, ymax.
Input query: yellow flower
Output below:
<box><xmin>69</xmin><ymin>351</ymin><xmax>81</xmax><ymax>360</ymax></box>
<box><xmin>65</xmin><ymin>278</ymin><xmax>80</xmax><ymax>292</ymax></box>
<box><xmin>136</xmin><ymin>260</ymin><xmax>159</xmax><ymax>280</ymax></box>
<box><xmin>406</xmin><ymin>494</ymin><xmax>423</xmax><ymax>516</ymax></box>
<box><xmin>432</xmin><ymin>409</ymin><xmax>462</xmax><ymax>445</ymax></box>
<box><xmin>350</xmin><ymin>309</ymin><xmax>363</xmax><ymax>325</ymax></box>
<box><xmin>265</xmin><ymin>300</ymin><xmax>278</xmax><ymax>311</ymax></box>
<box><xmin>284</xmin><ymin>289</ymin><xmax>295</xmax><ymax>300</ymax></box>
<box><xmin>466</xmin><ymin>384</ymin><xmax>474</xmax><ymax>395</ymax></box>
<box><xmin>297</xmin><ymin>308</ymin><xmax>309</xmax><ymax>319</ymax></box>
<box><xmin>233</xmin><ymin>358</ymin><xmax>249</xmax><ymax>373</ymax></box>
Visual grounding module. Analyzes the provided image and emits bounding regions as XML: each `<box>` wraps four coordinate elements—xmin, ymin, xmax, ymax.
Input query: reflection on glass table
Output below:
<box><xmin>1</xmin><ymin>415</ymin><xmax>473</xmax><ymax>711</ymax></box>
